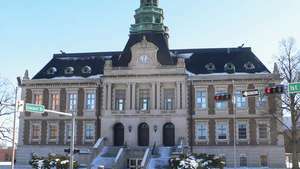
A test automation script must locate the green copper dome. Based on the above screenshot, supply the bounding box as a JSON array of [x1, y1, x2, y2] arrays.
[[130, 0, 168, 34]]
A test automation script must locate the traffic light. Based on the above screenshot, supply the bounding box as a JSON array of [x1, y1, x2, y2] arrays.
[[264, 85, 285, 94], [214, 93, 231, 101], [64, 148, 80, 154]]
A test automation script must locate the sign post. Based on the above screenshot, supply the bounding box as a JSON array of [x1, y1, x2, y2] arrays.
[[288, 83, 300, 93]]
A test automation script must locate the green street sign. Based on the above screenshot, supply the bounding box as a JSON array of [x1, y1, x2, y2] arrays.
[[25, 103, 45, 113], [288, 83, 300, 93]]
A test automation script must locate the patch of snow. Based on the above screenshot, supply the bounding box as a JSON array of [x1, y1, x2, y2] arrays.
[[186, 71, 270, 76], [177, 53, 194, 59], [50, 74, 102, 80]]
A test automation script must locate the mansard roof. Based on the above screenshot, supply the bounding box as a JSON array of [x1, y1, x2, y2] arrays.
[[32, 47, 270, 79]]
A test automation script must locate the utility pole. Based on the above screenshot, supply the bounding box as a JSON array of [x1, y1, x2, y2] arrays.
[[232, 79, 237, 169], [11, 87, 18, 169], [70, 112, 75, 169]]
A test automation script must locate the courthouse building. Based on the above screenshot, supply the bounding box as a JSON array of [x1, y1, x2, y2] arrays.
[[16, 0, 286, 168]]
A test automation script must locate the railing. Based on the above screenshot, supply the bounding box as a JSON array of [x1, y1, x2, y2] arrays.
[[141, 148, 151, 169], [112, 148, 126, 169], [89, 137, 106, 168]]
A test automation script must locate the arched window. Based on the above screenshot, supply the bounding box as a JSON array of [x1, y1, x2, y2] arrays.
[[64, 67, 74, 75], [244, 62, 255, 70], [47, 67, 57, 75], [224, 63, 235, 73], [81, 66, 92, 74], [205, 63, 216, 72], [138, 123, 149, 146]]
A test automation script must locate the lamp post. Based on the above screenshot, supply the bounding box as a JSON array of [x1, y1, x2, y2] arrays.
[[11, 87, 18, 169], [232, 79, 237, 169]]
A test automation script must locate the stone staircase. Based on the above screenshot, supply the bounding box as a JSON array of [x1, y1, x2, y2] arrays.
[[146, 147, 173, 169]]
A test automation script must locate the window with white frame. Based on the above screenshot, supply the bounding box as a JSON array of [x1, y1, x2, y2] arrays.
[[84, 122, 95, 141], [115, 89, 126, 111], [85, 92, 96, 111], [49, 93, 60, 111], [258, 122, 269, 140], [33, 93, 43, 105], [48, 122, 58, 141], [235, 90, 247, 108], [68, 93, 77, 111], [237, 121, 248, 140], [163, 88, 175, 110], [215, 90, 227, 110], [65, 122, 72, 142], [31, 122, 41, 141], [139, 89, 150, 111], [256, 93, 267, 107], [216, 121, 228, 140], [195, 121, 208, 141], [196, 90, 206, 109]]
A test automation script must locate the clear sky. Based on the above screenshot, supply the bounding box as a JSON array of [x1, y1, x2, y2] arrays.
[[1, 0, 300, 84]]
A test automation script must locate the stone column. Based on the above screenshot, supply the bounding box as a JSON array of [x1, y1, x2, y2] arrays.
[[151, 82, 156, 110], [132, 83, 136, 110], [156, 82, 160, 110], [126, 83, 131, 110], [107, 83, 112, 110], [182, 82, 186, 109], [103, 84, 107, 110], [176, 82, 181, 109]]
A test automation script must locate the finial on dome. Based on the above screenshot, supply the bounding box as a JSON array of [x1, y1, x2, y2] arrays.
[[23, 69, 29, 80]]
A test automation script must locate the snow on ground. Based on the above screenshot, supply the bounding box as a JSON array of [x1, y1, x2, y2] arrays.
[[0, 162, 31, 169]]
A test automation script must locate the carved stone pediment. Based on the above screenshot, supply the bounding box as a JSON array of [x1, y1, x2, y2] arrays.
[[129, 36, 160, 68]]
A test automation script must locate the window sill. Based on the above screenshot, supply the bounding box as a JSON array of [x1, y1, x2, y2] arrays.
[[137, 110, 150, 114], [161, 110, 176, 113], [112, 111, 126, 114]]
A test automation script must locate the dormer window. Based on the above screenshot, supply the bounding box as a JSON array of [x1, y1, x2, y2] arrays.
[[81, 66, 92, 74], [224, 63, 235, 73], [244, 62, 255, 70], [205, 63, 216, 72], [64, 67, 74, 75], [47, 67, 57, 75]]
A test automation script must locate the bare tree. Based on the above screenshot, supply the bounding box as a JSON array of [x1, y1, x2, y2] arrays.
[[272, 38, 300, 169], [0, 78, 14, 144]]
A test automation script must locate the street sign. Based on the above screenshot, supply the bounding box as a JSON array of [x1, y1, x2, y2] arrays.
[[25, 103, 45, 113], [288, 83, 300, 93], [16, 100, 25, 112], [242, 89, 259, 97]]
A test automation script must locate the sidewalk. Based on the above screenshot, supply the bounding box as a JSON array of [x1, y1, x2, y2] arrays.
[[0, 162, 31, 169]]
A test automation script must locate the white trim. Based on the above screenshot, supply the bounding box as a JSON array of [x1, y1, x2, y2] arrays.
[[195, 120, 209, 143], [195, 87, 208, 111], [47, 121, 59, 144], [29, 121, 42, 144], [84, 89, 96, 112], [236, 120, 249, 143], [256, 119, 271, 144], [215, 120, 229, 143], [83, 121, 95, 143]]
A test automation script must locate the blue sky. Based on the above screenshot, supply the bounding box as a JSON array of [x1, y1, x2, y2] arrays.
[[1, 0, 300, 84]]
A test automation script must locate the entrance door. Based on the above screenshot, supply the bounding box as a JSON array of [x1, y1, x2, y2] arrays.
[[163, 122, 175, 146], [138, 123, 149, 146], [114, 123, 124, 146]]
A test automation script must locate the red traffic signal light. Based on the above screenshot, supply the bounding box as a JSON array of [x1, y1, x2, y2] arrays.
[[264, 85, 284, 94], [214, 93, 231, 101]]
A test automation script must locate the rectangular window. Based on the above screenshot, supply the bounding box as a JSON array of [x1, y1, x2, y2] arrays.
[[33, 94, 43, 105], [257, 94, 267, 107], [235, 91, 247, 108], [139, 89, 150, 111], [240, 155, 247, 167], [65, 122, 72, 141], [49, 93, 60, 111], [86, 92, 96, 110], [260, 155, 268, 167], [164, 88, 175, 110], [48, 122, 58, 141], [31, 122, 41, 141], [196, 90, 206, 109], [238, 122, 248, 140], [84, 122, 95, 141], [216, 121, 228, 140], [215, 91, 227, 110], [196, 121, 208, 141], [258, 123, 268, 139], [68, 93, 77, 111], [115, 89, 126, 111]]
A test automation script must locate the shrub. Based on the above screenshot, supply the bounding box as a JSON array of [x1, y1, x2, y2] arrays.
[[169, 153, 225, 169], [29, 153, 79, 169]]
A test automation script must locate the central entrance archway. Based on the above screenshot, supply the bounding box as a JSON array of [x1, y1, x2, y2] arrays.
[[113, 123, 124, 146], [138, 123, 149, 146], [163, 122, 175, 147]]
